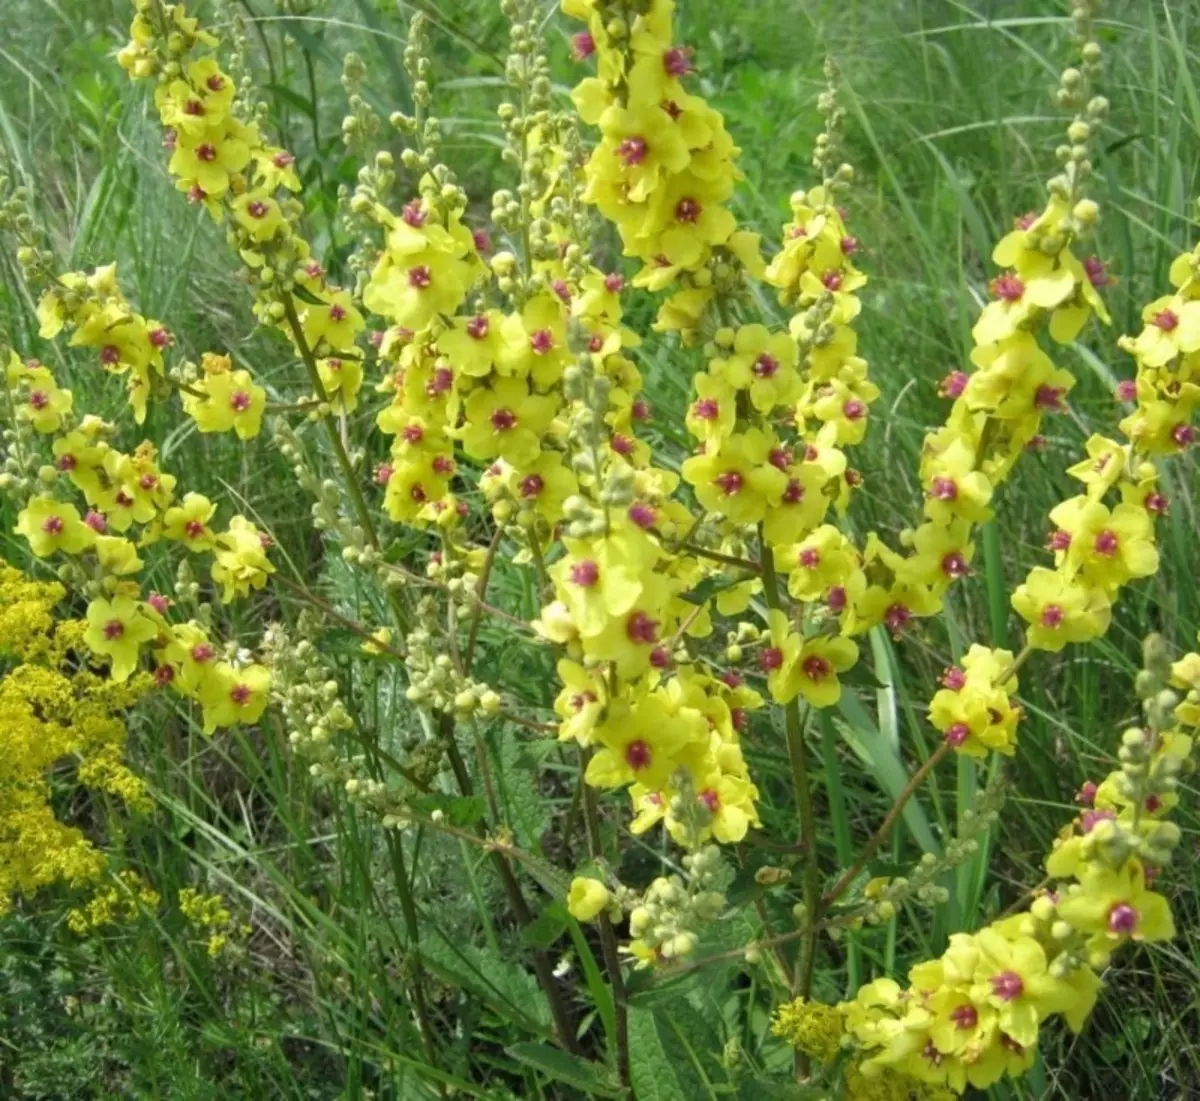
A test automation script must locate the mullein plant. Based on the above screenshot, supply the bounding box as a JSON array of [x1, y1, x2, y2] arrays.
[[0, 0, 1194, 1094]]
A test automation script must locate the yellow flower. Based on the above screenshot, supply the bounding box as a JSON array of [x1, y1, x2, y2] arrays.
[[363, 217, 479, 333], [972, 254, 1076, 346], [586, 692, 704, 791], [1057, 862, 1175, 966], [587, 103, 691, 206], [966, 929, 1073, 1048], [168, 121, 253, 199], [460, 378, 559, 467], [211, 516, 275, 603], [566, 876, 610, 922], [162, 492, 218, 551], [1047, 496, 1158, 593], [299, 290, 364, 355], [198, 661, 272, 733], [1124, 294, 1200, 366], [1011, 567, 1111, 652], [232, 190, 285, 241], [16, 498, 95, 558], [681, 428, 788, 527], [921, 436, 993, 525], [182, 367, 267, 439], [712, 324, 801, 413], [550, 532, 654, 638], [780, 524, 859, 602], [83, 596, 158, 682], [159, 622, 221, 695], [14, 366, 74, 433]]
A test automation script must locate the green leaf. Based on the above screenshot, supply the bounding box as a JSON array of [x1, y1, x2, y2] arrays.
[[679, 574, 744, 606], [492, 727, 549, 849], [627, 1006, 723, 1101], [835, 696, 940, 856], [506, 1043, 622, 1098], [411, 793, 486, 828], [520, 902, 569, 949], [288, 281, 327, 306], [421, 938, 548, 1033]]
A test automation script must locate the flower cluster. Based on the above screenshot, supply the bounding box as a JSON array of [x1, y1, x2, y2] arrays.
[[773, 632, 1194, 1095], [6, 344, 274, 732], [0, 564, 151, 918], [179, 887, 248, 958], [0, 0, 1175, 1090], [565, 0, 760, 339], [35, 263, 171, 424], [121, 0, 365, 427]]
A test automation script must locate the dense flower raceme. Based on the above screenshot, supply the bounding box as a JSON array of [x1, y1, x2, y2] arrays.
[[119, 0, 771, 885], [774, 633, 1195, 1096], [0, 564, 155, 924]]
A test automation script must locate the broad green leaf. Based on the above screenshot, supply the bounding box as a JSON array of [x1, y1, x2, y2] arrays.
[[506, 1043, 621, 1098]]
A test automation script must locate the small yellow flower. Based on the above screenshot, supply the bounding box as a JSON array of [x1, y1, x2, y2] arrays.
[[83, 596, 158, 682], [567, 876, 610, 923]]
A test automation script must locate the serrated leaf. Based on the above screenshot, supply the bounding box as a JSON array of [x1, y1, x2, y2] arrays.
[[411, 793, 486, 828], [421, 937, 548, 1033], [493, 729, 549, 849], [628, 1006, 723, 1101], [506, 1043, 621, 1098]]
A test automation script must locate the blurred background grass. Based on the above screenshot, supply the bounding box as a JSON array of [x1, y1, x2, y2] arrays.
[[2, 0, 1199, 1097]]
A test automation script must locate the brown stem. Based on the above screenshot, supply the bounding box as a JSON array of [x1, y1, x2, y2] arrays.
[[820, 742, 952, 912], [580, 751, 630, 1088], [681, 541, 761, 573]]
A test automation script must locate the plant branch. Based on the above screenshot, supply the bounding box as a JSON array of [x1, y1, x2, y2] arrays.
[[463, 522, 505, 676], [759, 524, 820, 1007], [580, 751, 630, 1089], [281, 291, 410, 635], [820, 741, 952, 912]]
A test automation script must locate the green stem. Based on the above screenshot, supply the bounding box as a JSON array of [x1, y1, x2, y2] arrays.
[[580, 752, 630, 1089], [463, 523, 504, 676], [758, 524, 820, 1005], [280, 292, 410, 635]]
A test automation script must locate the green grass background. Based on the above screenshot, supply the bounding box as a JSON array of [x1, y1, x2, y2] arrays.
[[2, 0, 1199, 1097]]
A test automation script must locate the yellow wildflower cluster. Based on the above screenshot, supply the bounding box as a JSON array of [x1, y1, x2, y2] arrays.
[[0, 564, 151, 919], [67, 870, 161, 935], [179, 887, 248, 957], [89, 3, 1194, 1080], [35, 263, 171, 424], [121, 0, 364, 424], [1007, 240, 1200, 655], [565, 0, 761, 339], [5, 347, 273, 731], [812, 634, 1194, 1095]]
